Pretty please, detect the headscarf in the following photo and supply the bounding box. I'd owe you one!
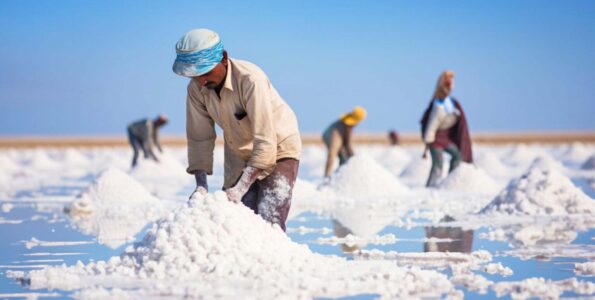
[341,106,367,126]
[432,70,455,100]
[172,29,224,77]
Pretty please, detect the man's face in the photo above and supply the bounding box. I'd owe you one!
[192,51,228,89]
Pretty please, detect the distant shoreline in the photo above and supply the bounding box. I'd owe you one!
[0,131,593,148]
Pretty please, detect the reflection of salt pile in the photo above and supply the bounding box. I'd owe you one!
[377,147,411,175]
[329,154,409,197]
[475,152,511,179]
[582,154,595,170]
[480,169,595,215]
[437,163,501,195]
[68,168,166,248]
[27,194,453,298]
[399,158,432,185]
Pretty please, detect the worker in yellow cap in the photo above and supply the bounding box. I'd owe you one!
[322,106,366,179]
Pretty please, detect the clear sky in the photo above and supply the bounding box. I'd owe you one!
[0,0,594,135]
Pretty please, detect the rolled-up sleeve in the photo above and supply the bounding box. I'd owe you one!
[244,77,277,172]
[186,83,216,174]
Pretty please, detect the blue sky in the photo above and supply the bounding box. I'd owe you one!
[0,0,594,135]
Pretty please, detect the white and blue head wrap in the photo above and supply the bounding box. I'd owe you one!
[173,29,224,77]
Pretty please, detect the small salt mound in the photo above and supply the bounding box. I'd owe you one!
[377,147,411,175]
[582,154,595,170]
[129,152,191,197]
[61,148,89,166]
[399,158,433,185]
[26,151,61,170]
[0,153,20,173]
[562,142,593,163]
[437,163,501,195]
[527,155,565,172]
[475,152,511,179]
[480,168,595,215]
[68,168,166,248]
[26,193,453,298]
[503,144,539,167]
[328,154,409,197]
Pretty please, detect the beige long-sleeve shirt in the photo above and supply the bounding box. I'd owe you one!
[186,59,302,188]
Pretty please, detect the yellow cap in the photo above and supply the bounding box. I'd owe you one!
[341,106,367,126]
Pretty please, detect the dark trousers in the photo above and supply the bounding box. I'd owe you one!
[240,158,299,231]
[426,144,461,187]
[127,128,147,167]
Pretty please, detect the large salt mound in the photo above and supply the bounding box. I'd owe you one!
[328,154,409,197]
[582,154,595,170]
[480,169,595,215]
[26,193,453,298]
[68,168,166,248]
[437,163,501,195]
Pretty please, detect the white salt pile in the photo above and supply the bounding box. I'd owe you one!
[503,144,540,167]
[399,158,433,185]
[327,154,409,198]
[377,147,411,175]
[492,278,595,299]
[582,154,595,170]
[129,152,191,197]
[25,193,454,298]
[474,152,511,180]
[67,168,166,248]
[26,151,61,171]
[437,163,501,195]
[0,153,20,173]
[527,155,565,173]
[483,263,513,277]
[61,148,89,167]
[480,169,595,215]
[561,142,593,163]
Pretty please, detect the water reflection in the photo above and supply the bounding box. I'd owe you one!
[332,219,361,253]
[424,215,474,253]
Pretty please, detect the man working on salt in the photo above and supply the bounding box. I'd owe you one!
[172,28,301,231]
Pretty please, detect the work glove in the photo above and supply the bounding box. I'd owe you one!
[225,166,261,203]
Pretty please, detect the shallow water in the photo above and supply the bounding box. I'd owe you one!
[0,145,594,299]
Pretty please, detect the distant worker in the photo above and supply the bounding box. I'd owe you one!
[388,130,400,145]
[420,71,472,187]
[172,29,301,231]
[127,115,168,167]
[323,106,366,178]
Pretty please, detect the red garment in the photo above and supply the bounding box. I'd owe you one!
[420,98,473,163]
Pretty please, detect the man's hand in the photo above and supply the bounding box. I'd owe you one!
[225,166,261,203]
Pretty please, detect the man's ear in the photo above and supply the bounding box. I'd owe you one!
[222,50,228,65]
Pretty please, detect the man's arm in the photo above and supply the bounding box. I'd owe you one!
[186,83,217,178]
[343,126,354,158]
[153,128,163,153]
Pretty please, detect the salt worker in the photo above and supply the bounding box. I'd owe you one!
[172,28,301,231]
[126,114,168,167]
[322,106,366,179]
[420,70,472,187]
